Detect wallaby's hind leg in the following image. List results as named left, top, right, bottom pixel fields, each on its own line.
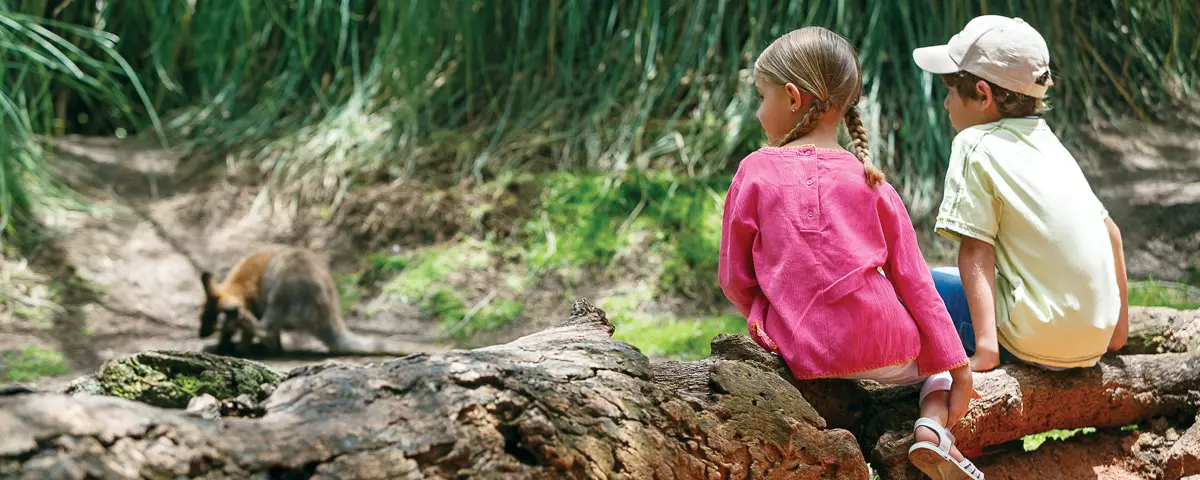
left=234, top=307, right=261, bottom=355
left=216, top=321, right=238, bottom=354
left=257, top=308, right=285, bottom=355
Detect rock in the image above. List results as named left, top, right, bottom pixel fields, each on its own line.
left=185, top=393, right=220, bottom=420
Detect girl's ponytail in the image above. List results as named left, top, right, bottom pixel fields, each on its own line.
left=844, top=105, right=885, bottom=187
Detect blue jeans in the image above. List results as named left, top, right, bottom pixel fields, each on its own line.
left=928, top=266, right=1023, bottom=363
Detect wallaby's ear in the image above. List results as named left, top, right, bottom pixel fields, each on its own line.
left=200, top=271, right=216, bottom=296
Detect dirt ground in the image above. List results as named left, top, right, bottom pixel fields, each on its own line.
left=2, top=136, right=451, bottom=390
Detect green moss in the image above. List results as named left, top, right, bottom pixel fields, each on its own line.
left=90, top=353, right=282, bottom=409
left=1, top=346, right=68, bottom=382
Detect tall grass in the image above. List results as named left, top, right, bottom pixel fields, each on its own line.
left=3, top=1, right=1199, bottom=237
left=0, top=3, right=161, bottom=241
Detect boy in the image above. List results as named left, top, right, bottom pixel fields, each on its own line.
left=912, top=15, right=1130, bottom=373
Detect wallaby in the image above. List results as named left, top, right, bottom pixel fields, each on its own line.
left=198, top=245, right=394, bottom=356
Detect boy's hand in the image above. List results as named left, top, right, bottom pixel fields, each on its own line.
left=969, top=346, right=1000, bottom=372
left=947, top=365, right=981, bottom=425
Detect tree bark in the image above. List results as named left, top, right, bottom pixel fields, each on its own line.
left=654, top=307, right=1200, bottom=480
left=869, top=349, right=1200, bottom=479
left=1, top=299, right=869, bottom=480
left=1122, top=306, right=1200, bottom=354
left=1166, top=414, right=1200, bottom=479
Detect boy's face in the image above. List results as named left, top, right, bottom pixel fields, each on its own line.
left=943, top=80, right=1001, bottom=132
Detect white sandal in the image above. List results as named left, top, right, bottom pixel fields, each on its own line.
left=907, top=417, right=985, bottom=480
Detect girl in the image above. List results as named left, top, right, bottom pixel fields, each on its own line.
left=719, top=27, right=984, bottom=480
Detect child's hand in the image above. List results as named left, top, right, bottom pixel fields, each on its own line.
left=969, top=348, right=1000, bottom=372
left=948, top=365, right=981, bottom=425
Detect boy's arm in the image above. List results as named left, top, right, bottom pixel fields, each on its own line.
left=958, top=237, right=1000, bottom=371
left=935, top=137, right=1002, bottom=371
left=1105, top=216, right=1129, bottom=352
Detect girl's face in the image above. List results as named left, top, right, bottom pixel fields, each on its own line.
left=755, top=76, right=807, bottom=146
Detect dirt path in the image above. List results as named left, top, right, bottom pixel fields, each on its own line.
left=10, top=136, right=446, bottom=389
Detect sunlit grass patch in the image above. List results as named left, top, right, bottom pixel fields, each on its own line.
left=1, top=346, right=68, bottom=383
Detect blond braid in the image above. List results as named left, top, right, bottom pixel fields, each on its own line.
left=774, top=100, right=825, bottom=147
left=844, top=105, right=885, bottom=187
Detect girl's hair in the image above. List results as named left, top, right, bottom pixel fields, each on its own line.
left=754, top=26, right=884, bottom=187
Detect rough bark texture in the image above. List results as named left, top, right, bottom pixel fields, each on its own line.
left=1166, top=415, right=1200, bottom=479
left=1, top=299, right=869, bottom=480
left=1124, top=307, right=1200, bottom=355
left=869, top=351, right=1200, bottom=479
left=654, top=310, right=1200, bottom=480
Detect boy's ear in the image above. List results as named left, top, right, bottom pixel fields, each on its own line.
left=974, top=80, right=995, bottom=109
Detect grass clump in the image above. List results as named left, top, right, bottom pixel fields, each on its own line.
left=1128, top=280, right=1200, bottom=310
left=1021, top=427, right=1097, bottom=452
left=441, top=297, right=524, bottom=340
left=376, top=238, right=491, bottom=302
left=600, top=282, right=744, bottom=360
left=0, top=346, right=68, bottom=382
left=524, top=172, right=729, bottom=297
left=334, top=272, right=363, bottom=315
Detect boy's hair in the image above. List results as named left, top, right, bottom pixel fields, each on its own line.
left=754, top=26, right=884, bottom=188
left=940, top=70, right=1051, bottom=118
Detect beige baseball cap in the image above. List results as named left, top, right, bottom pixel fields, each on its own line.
left=912, top=15, right=1054, bottom=98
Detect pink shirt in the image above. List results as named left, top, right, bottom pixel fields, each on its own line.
left=718, top=145, right=968, bottom=380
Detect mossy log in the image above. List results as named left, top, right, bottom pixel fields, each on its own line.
left=0, top=300, right=868, bottom=479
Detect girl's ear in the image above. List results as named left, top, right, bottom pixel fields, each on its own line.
left=783, top=83, right=810, bottom=113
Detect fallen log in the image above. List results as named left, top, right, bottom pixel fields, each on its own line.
left=657, top=307, right=1200, bottom=480
left=0, top=299, right=869, bottom=479
left=1123, top=306, right=1200, bottom=354
left=869, top=350, right=1200, bottom=479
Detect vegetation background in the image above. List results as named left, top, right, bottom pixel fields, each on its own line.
left=1, top=1, right=1198, bottom=390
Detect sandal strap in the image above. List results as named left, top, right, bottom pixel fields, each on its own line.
left=913, top=417, right=954, bottom=452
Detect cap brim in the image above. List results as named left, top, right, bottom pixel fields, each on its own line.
left=912, top=45, right=960, bottom=74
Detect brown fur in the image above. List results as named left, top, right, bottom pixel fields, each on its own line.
left=199, top=245, right=386, bottom=355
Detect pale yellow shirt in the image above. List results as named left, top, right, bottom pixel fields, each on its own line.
left=935, top=117, right=1120, bottom=368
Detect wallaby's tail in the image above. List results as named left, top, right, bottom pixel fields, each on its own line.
left=327, top=330, right=438, bottom=357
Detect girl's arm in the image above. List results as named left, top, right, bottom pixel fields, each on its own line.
left=718, top=175, right=761, bottom=318
left=879, top=188, right=969, bottom=376
left=1105, top=216, right=1129, bottom=352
